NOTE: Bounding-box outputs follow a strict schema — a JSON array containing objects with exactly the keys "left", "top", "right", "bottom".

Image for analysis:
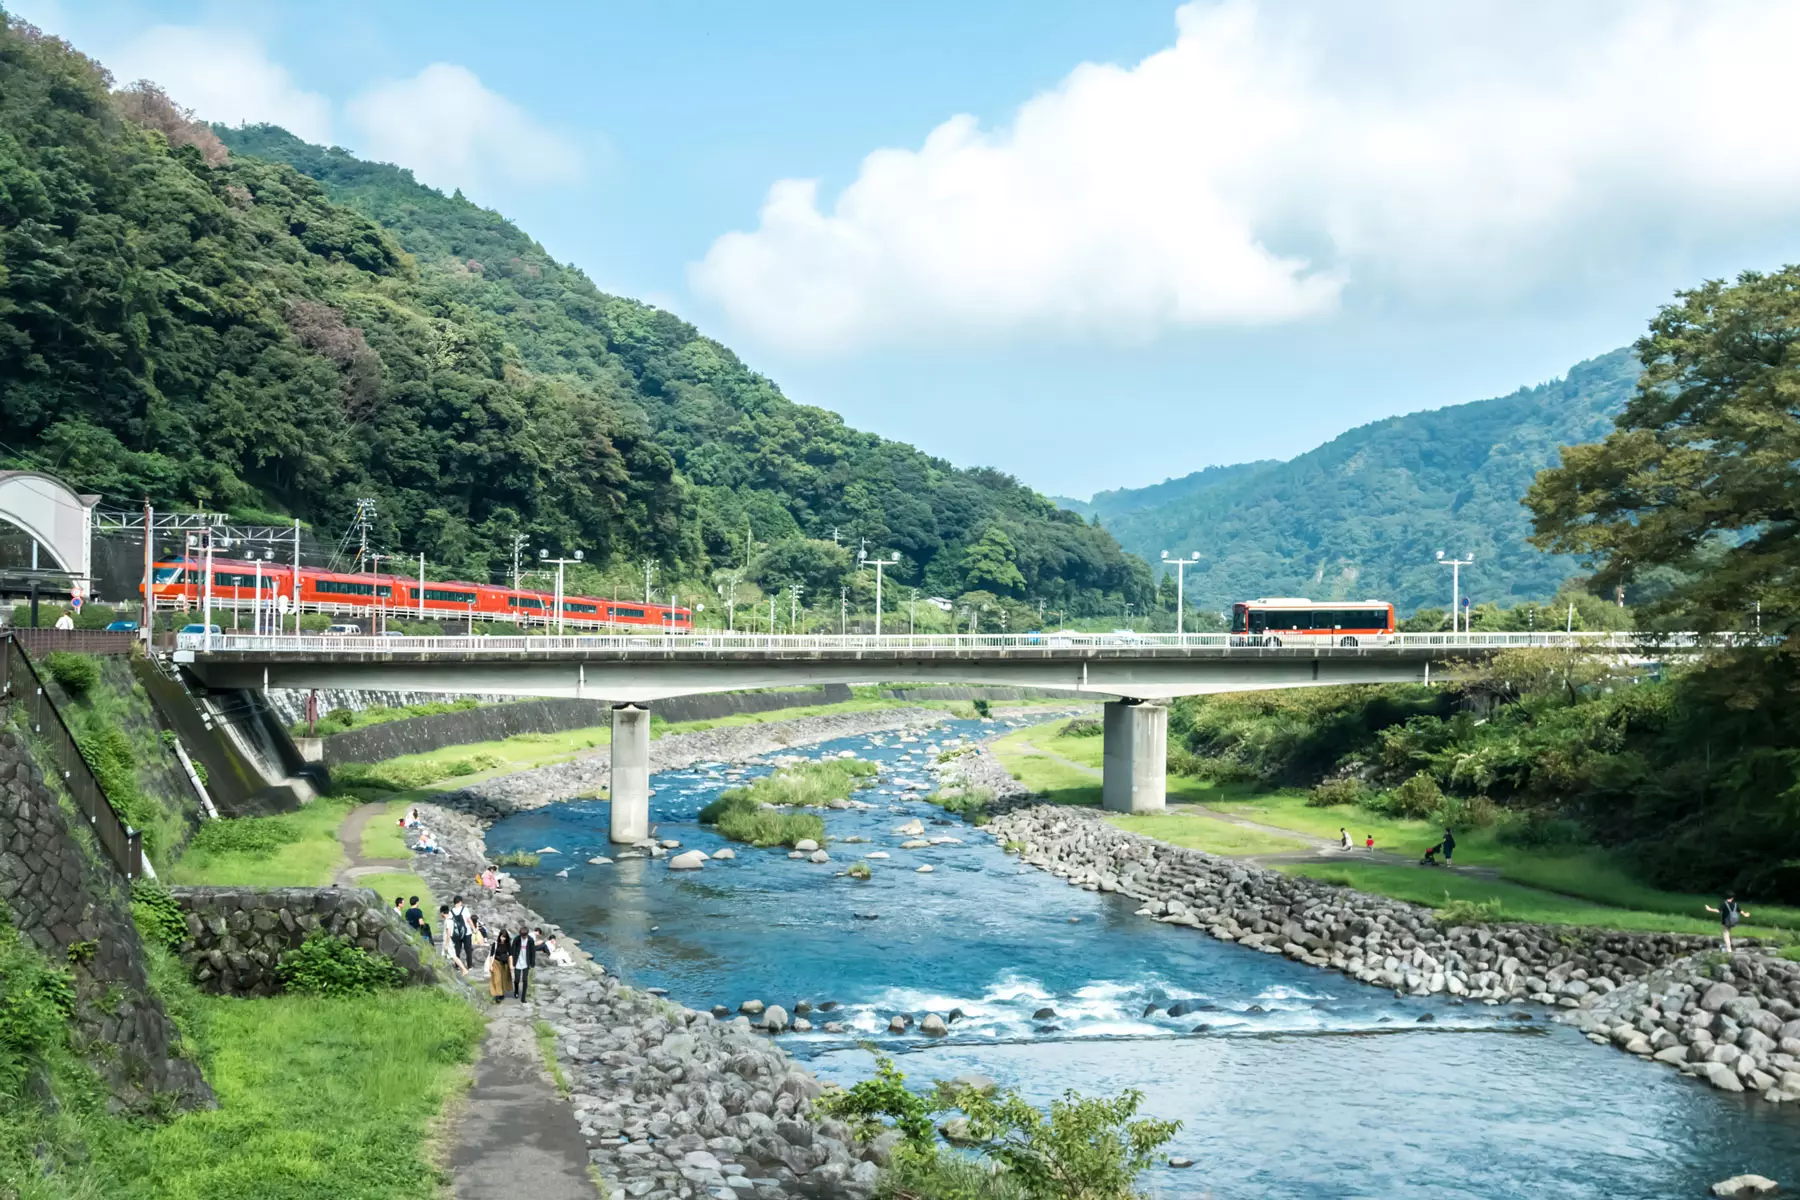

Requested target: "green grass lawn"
[
  {"left": 107, "top": 989, "right": 484, "bottom": 1199},
  {"left": 1108, "top": 812, "right": 1309, "bottom": 857},
  {"left": 361, "top": 800, "right": 414, "bottom": 859},
  {"left": 354, "top": 872, "right": 437, "bottom": 920},
  {"left": 165, "top": 797, "right": 356, "bottom": 887}
]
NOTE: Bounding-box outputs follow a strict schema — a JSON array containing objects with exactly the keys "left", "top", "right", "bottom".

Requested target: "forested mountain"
[
  {"left": 1059, "top": 351, "right": 1638, "bottom": 614},
  {"left": 0, "top": 17, "right": 1148, "bottom": 616}
]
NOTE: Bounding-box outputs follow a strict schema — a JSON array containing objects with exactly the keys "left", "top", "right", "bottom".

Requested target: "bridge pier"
[
  {"left": 1102, "top": 699, "right": 1167, "bottom": 814},
  {"left": 609, "top": 703, "right": 651, "bottom": 844}
]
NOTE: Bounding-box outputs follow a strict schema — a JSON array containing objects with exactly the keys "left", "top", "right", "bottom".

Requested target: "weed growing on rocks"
[{"left": 277, "top": 932, "right": 408, "bottom": 998}]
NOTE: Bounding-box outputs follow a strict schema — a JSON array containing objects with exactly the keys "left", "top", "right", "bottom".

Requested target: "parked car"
[
  {"left": 178, "top": 623, "right": 223, "bottom": 636},
  {"left": 323, "top": 623, "right": 364, "bottom": 636},
  {"left": 103, "top": 620, "right": 139, "bottom": 632}
]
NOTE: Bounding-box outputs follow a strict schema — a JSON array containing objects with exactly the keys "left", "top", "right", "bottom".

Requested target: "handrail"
[
  {"left": 1, "top": 634, "right": 144, "bottom": 880},
  {"left": 173, "top": 630, "right": 1712, "bottom": 656}
]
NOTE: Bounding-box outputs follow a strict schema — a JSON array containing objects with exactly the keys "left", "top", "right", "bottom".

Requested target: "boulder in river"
[
  {"left": 901, "top": 840, "right": 930, "bottom": 850},
  {"left": 916, "top": 865, "right": 935, "bottom": 873},
  {"left": 920, "top": 1014, "right": 948, "bottom": 1037},
  {"left": 894, "top": 819, "right": 926, "bottom": 836},
  {"left": 711, "top": 848, "right": 736, "bottom": 860},
  {"left": 585, "top": 856, "right": 612, "bottom": 865},
  {"left": 818, "top": 1000, "right": 839, "bottom": 1011},
  {"left": 711, "top": 1005, "right": 730, "bottom": 1019},
  {"left": 763, "top": 1005, "right": 790, "bottom": 1033},
  {"left": 949, "top": 1072, "right": 997, "bottom": 1095},
  {"left": 668, "top": 850, "right": 708, "bottom": 870},
  {"left": 795, "top": 838, "right": 821, "bottom": 852},
  {"left": 1712, "top": 1176, "right": 1779, "bottom": 1198},
  {"left": 536, "top": 846, "right": 560, "bottom": 854},
  {"left": 659, "top": 839, "right": 681, "bottom": 849},
  {"left": 809, "top": 849, "right": 831, "bottom": 864},
  {"left": 1033, "top": 1007, "right": 1057, "bottom": 1020},
  {"left": 888, "top": 1015, "right": 910, "bottom": 1033},
  {"left": 740, "top": 999, "right": 766, "bottom": 1015},
  {"left": 1168, "top": 1157, "right": 1195, "bottom": 1169},
  {"left": 866, "top": 851, "right": 890, "bottom": 859}
]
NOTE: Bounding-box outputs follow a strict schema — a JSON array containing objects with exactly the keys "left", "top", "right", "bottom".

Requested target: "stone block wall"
[
  {"left": 170, "top": 885, "right": 442, "bottom": 995},
  {"left": 0, "top": 727, "right": 211, "bottom": 1110}
]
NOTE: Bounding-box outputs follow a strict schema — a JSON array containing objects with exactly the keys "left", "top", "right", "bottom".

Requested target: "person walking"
[
  {"left": 492, "top": 929, "right": 514, "bottom": 1000},
  {"left": 437, "top": 906, "right": 463, "bottom": 970},
  {"left": 512, "top": 926, "right": 538, "bottom": 1002},
  {"left": 1364, "top": 833, "right": 1375, "bottom": 853},
  {"left": 1339, "top": 828, "right": 1351, "bottom": 850},
  {"left": 448, "top": 895, "right": 473, "bottom": 970},
  {"left": 1441, "top": 827, "right": 1457, "bottom": 866},
  {"left": 403, "top": 895, "right": 432, "bottom": 947},
  {"left": 486, "top": 934, "right": 508, "bottom": 1004},
  {"left": 1706, "top": 894, "right": 1749, "bottom": 952}
]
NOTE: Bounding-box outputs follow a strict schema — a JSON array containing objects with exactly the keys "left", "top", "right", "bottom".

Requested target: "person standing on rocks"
[
  {"left": 448, "top": 895, "right": 474, "bottom": 969},
  {"left": 1706, "top": 893, "right": 1749, "bottom": 951},
  {"left": 512, "top": 927, "right": 539, "bottom": 1002}
]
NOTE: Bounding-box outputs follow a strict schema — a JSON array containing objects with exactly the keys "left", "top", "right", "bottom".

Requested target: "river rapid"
[{"left": 488, "top": 717, "right": 1800, "bottom": 1198}]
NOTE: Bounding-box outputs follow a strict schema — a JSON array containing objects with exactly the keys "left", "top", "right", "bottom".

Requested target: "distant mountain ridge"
[{"left": 1060, "top": 349, "right": 1639, "bottom": 614}]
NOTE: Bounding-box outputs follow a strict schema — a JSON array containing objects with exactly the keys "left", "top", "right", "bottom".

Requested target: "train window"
[
  {"left": 411, "top": 586, "right": 478, "bottom": 604},
  {"left": 210, "top": 572, "right": 266, "bottom": 588},
  {"left": 315, "top": 579, "right": 391, "bottom": 597},
  {"left": 152, "top": 566, "right": 186, "bottom": 584},
  {"left": 509, "top": 596, "right": 543, "bottom": 609},
  {"left": 564, "top": 602, "right": 597, "bottom": 613},
  {"left": 612, "top": 607, "right": 646, "bottom": 620}
]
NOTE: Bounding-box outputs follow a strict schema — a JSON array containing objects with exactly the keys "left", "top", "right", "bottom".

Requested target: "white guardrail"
[{"left": 173, "top": 630, "right": 1699, "bottom": 655}]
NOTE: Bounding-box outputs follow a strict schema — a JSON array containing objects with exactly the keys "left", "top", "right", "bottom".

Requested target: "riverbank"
[{"left": 975, "top": 798, "right": 1800, "bottom": 1101}]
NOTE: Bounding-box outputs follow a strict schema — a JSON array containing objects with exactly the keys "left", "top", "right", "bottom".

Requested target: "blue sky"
[{"left": 16, "top": 0, "right": 1800, "bottom": 498}]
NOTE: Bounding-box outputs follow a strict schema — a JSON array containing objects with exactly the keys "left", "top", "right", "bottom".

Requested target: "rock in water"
[
  {"left": 900, "top": 839, "right": 931, "bottom": 850},
  {"left": 1712, "top": 1177, "right": 1779, "bottom": 1198},
  {"left": 792, "top": 1017, "right": 812, "bottom": 1032},
  {"left": 949, "top": 1072, "right": 997, "bottom": 1095},
  {"left": 941, "top": 1117, "right": 975, "bottom": 1144},
  {"left": 711, "top": 1005, "right": 730, "bottom": 1019},
  {"left": 710, "top": 848, "right": 736, "bottom": 860},
  {"left": 668, "top": 850, "right": 708, "bottom": 870},
  {"left": 866, "top": 851, "right": 890, "bottom": 859},
  {"left": 794, "top": 1000, "right": 813, "bottom": 1015},
  {"left": 1168, "top": 1157, "right": 1195, "bottom": 1169},
  {"left": 763, "top": 1005, "right": 789, "bottom": 1033},
  {"left": 740, "top": 999, "right": 765, "bottom": 1016},
  {"left": 916, "top": 865, "right": 935, "bottom": 873},
  {"left": 895, "top": 819, "right": 926, "bottom": 836},
  {"left": 888, "top": 1015, "right": 910, "bottom": 1033},
  {"left": 536, "top": 846, "right": 561, "bottom": 854},
  {"left": 659, "top": 838, "right": 681, "bottom": 848},
  {"left": 1033, "top": 1007, "right": 1057, "bottom": 1020},
  {"left": 795, "top": 838, "right": 821, "bottom": 852},
  {"left": 920, "top": 1014, "right": 948, "bottom": 1037},
  {"left": 586, "top": 856, "right": 612, "bottom": 865},
  {"left": 555, "top": 868, "right": 569, "bottom": 878},
  {"left": 809, "top": 849, "right": 831, "bottom": 864}
]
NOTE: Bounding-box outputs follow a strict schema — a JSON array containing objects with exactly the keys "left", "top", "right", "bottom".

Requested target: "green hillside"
[
  {"left": 1063, "top": 350, "right": 1638, "bottom": 614},
  {"left": 0, "top": 16, "right": 1148, "bottom": 617}
]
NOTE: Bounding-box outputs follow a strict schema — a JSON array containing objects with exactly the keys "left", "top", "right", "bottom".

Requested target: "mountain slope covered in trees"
[
  {"left": 0, "top": 18, "right": 1148, "bottom": 616},
  {"left": 1060, "top": 351, "right": 1638, "bottom": 614}
]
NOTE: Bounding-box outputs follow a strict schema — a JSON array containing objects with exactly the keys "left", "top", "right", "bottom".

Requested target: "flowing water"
[{"left": 489, "top": 718, "right": 1800, "bottom": 1197}]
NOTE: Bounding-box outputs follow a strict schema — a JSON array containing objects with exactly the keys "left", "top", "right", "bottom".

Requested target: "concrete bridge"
[{"left": 172, "top": 630, "right": 1655, "bottom": 845}]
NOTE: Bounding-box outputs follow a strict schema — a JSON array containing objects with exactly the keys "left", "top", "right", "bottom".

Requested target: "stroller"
[{"left": 1420, "top": 843, "right": 1444, "bottom": 867}]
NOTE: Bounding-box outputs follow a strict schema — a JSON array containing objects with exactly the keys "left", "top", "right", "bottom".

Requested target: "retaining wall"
[
  {"left": 169, "top": 885, "right": 441, "bottom": 996},
  {"left": 0, "top": 729, "right": 211, "bottom": 1109},
  {"left": 319, "top": 685, "right": 853, "bottom": 766},
  {"left": 878, "top": 686, "right": 1089, "bottom": 702}
]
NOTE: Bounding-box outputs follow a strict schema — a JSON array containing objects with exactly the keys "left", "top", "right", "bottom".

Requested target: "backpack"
[{"left": 452, "top": 908, "right": 468, "bottom": 938}]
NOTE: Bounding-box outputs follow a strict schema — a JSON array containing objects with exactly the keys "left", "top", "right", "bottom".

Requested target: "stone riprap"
[
  {"left": 983, "top": 804, "right": 1800, "bottom": 1098},
  {"left": 431, "top": 707, "right": 948, "bottom": 821},
  {"left": 169, "top": 885, "right": 442, "bottom": 995},
  {"left": 0, "top": 728, "right": 211, "bottom": 1110},
  {"left": 409, "top": 803, "right": 885, "bottom": 1200}
]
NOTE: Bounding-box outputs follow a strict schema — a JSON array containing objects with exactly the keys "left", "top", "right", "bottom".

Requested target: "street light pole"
[
  {"left": 540, "top": 549, "right": 584, "bottom": 635},
  {"left": 859, "top": 550, "right": 897, "bottom": 636},
  {"left": 1161, "top": 550, "right": 1201, "bottom": 637},
  {"left": 1435, "top": 551, "right": 1473, "bottom": 633}
]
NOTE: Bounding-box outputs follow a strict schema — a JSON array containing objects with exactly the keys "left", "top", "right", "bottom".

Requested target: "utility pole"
[
  {"left": 1161, "top": 550, "right": 1200, "bottom": 636},
  {"left": 291, "top": 519, "right": 301, "bottom": 635},
  {"left": 789, "top": 582, "right": 803, "bottom": 633},
  {"left": 642, "top": 558, "right": 657, "bottom": 603},
  {"left": 140, "top": 499, "right": 153, "bottom": 642},
  {"left": 511, "top": 532, "right": 528, "bottom": 593},
  {"left": 417, "top": 552, "right": 426, "bottom": 620},
  {"left": 769, "top": 595, "right": 775, "bottom": 633},
  {"left": 859, "top": 548, "right": 897, "bottom": 636},
  {"left": 541, "top": 549, "right": 584, "bottom": 635},
  {"left": 910, "top": 587, "right": 918, "bottom": 635},
  {"left": 840, "top": 587, "right": 847, "bottom": 635},
  {"left": 353, "top": 498, "right": 377, "bottom": 572},
  {"left": 1435, "top": 551, "right": 1473, "bottom": 634},
  {"left": 368, "top": 552, "right": 393, "bottom": 633}
]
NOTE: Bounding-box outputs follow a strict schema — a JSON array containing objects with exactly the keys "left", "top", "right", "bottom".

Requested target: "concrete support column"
[
  {"left": 609, "top": 703, "right": 651, "bottom": 844},
  {"left": 1102, "top": 699, "right": 1167, "bottom": 814}
]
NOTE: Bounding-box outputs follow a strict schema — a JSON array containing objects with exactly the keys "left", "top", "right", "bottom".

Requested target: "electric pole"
[
  {"left": 859, "top": 548, "right": 897, "bottom": 636},
  {"left": 510, "top": 532, "right": 527, "bottom": 593},
  {"left": 1161, "top": 550, "right": 1201, "bottom": 636},
  {"left": 789, "top": 582, "right": 803, "bottom": 633},
  {"left": 1436, "top": 551, "right": 1474, "bottom": 634},
  {"left": 541, "top": 549, "right": 584, "bottom": 635}
]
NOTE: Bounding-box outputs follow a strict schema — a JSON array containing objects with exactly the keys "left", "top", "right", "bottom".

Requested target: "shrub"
[
  {"left": 43, "top": 651, "right": 100, "bottom": 696},
  {"left": 713, "top": 760, "right": 879, "bottom": 810},
  {"left": 187, "top": 814, "right": 301, "bottom": 858},
  {"left": 1059, "top": 718, "right": 1102, "bottom": 738},
  {"left": 972, "top": 698, "right": 992, "bottom": 718},
  {"left": 494, "top": 850, "right": 540, "bottom": 868},
  {"left": 1437, "top": 793, "right": 1499, "bottom": 829},
  {"left": 1497, "top": 813, "right": 1589, "bottom": 849},
  {"left": 1436, "top": 895, "right": 1504, "bottom": 925},
  {"left": 930, "top": 786, "right": 994, "bottom": 824},
  {"left": 846, "top": 861, "right": 872, "bottom": 880},
  {"left": 1306, "top": 777, "right": 1369, "bottom": 808},
  {"left": 1188, "top": 754, "right": 1260, "bottom": 785},
  {"left": 1375, "top": 772, "right": 1444, "bottom": 820},
  {"left": 277, "top": 932, "right": 407, "bottom": 997},
  {"left": 130, "top": 878, "right": 188, "bottom": 952},
  {"left": 0, "top": 910, "right": 77, "bottom": 1093}
]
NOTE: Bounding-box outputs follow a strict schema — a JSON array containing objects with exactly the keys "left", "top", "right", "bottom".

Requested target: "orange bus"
[{"left": 1229, "top": 598, "right": 1395, "bottom": 646}]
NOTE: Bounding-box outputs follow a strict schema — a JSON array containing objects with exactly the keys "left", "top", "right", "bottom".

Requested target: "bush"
[
  {"left": 43, "top": 651, "right": 100, "bottom": 696},
  {"left": 1437, "top": 792, "right": 1499, "bottom": 829},
  {"left": 277, "top": 932, "right": 408, "bottom": 997},
  {"left": 1436, "top": 895, "right": 1504, "bottom": 925},
  {"left": 130, "top": 878, "right": 188, "bottom": 952},
  {"left": 1306, "top": 777, "right": 1369, "bottom": 808},
  {"left": 1187, "top": 754, "right": 1260, "bottom": 785},
  {"left": 846, "top": 861, "right": 872, "bottom": 880},
  {"left": 929, "top": 786, "right": 994, "bottom": 825},
  {"left": 972, "top": 698, "right": 992, "bottom": 718},
  {"left": 494, "top": 850, "right": 540, "bottom": 868},
  {"left": 1059, "top": 718, "right": 1102, "bottom": 738},
  {"left": 1497, "top": 813, "right": 1589, "bottom": 849},
  {"left": 0, "top": 908, "right": 77, "bottom": 1093},
  {"left": 187, "top": 814, "right": 301, "bottom": 858},
  {"left": 1373, "top": 772, "right": 1444, "bottom": 820},
  {"left": 712, "top": 760, "right": 879, "bottom": 810}
]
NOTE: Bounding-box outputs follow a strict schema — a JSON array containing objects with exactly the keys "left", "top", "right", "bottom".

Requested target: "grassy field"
[
  {"left": 355, "top": 872, "right": 437, "bottom": 919},
  {"left": 1002, "top": 716, "right": 1800, "bottom": 942},
  {"left": 165, "top": 796, "right": 356, "bottom": 887},
  {"left": 361, "top": 800, "right": 414, "bottom": 859},
  {"left": 107, "top": 989, "right": 483, "bottom": 1200}
]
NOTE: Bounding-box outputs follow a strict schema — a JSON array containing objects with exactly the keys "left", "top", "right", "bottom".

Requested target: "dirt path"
[
  {"left": 1013, "top": 737, "right": 1500, "bottom": 877},
  {"left": 334, "top": 800, "right": 413, "bottom": 886}
]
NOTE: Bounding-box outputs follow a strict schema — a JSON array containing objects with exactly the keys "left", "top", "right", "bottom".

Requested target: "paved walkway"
[
  {"left": 1012, "top": 737, "right": 1500, "bottom": 876},
  {"left": 334, "top": 800, "right": 413, "bottom": 886},
  {"left": 450, "top": 1004, "right": 594, "bottom": 1200}
]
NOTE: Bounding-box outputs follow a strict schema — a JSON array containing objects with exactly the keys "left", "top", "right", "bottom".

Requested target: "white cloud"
[
  {"left": 346, "top": 63, "right": 580, "bottom": 196},
  {"left": 108, "top": 25, "right": 332, "bottom": 144},
  {"left": 692, "top": 0, "right": 1800, "bottom": 353}
]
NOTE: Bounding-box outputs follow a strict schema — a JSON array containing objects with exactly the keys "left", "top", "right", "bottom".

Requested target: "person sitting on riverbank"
[
  {"left": 542, "top": 935, "right": 574, "bottom": 967},
  {"left": 478, "top": 865, "right": 498, "bottom": 890},
  {"left": 414, "top": 828, "right": 441, "bottom": 854}
]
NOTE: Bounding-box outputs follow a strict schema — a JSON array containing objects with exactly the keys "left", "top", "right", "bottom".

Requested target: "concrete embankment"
[
  {"left": 973, "top": 788, "right": 1800, "bottom": 1103},
  {"left": 410, "top": 707, "right": 957, "bottom": 1199}
]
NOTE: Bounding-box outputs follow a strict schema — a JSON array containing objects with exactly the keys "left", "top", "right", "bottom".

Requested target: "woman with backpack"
[{"left": 1705, "top": 893, "right": 1749, "bottom": 952}]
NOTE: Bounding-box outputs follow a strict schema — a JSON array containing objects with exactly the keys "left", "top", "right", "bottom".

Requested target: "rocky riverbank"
[
  {"left": 982, "top": 803, "right": 1800, "bottom": 1101},
  {"left": 432, "top": 707, "right": 949, "bottom": 821}
]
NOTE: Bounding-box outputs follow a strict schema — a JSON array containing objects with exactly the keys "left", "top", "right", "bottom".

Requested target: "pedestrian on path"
[
  {"left": 449, "top": 895, "right": 473, "bottom": 968},
  {"left": 1339, "top": 828, "right": 1351, "bottom": 850},
  {"left": 437, "top": 906, "right": 465, "bottom": 970},
  {"left": 486, "top": 937, "right": 508, "bottom": 1003},
  {"left": 1441, "top": 827, "right": 1457, "bottom": 865},
  {"left": 512, "top": 927, "right": 539, "bottom": 1002},
  {"left": 1706, "top": 894, "right": 1749, "bottom": 952},
  {"left": 492, "top": 929, "right": 514, "bottom": 999},
  {"left": 1365, "top": 833, "right": 1375, "bottom": 853}
]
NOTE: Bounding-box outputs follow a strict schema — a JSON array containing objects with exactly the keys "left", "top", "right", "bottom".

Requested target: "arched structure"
[{"left": 0, "top": 471, "right": 98, "bottom": 591}]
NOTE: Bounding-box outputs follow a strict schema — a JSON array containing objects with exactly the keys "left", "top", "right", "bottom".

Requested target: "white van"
[{"left": 324, "top": 623, "right": 363, "bottom": 636}]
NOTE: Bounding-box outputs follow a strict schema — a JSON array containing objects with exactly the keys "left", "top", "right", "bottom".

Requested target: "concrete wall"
[
  {"left": 0, "top": 729, "right": 211, "bottom": 1110},
  {"left": 318, "top": 685, "right": 853, "bottom": 766},
  {"left": 879, "top": 686, "right": 1090, "bottom": 702},
  {"left": 169, "top": 885, "right": 442, "bottom": 996}
]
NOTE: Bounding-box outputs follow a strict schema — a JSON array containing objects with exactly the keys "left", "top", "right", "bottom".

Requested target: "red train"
[{"left": 145, "top": 558, "right": 692, "bottom": 631}]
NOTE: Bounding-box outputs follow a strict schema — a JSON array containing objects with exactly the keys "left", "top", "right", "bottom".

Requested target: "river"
[{"left": 487, "top": 717, "right": 1800, "bottom": 1198}]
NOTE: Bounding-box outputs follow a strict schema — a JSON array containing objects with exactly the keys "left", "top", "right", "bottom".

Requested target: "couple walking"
[{"left": 486, "top": 924, "right": 545, "bottom": 1004}]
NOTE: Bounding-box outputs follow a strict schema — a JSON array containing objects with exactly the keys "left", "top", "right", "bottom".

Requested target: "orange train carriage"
[{"left": 145, "top": 558, "right": 692, "bottom": 630}]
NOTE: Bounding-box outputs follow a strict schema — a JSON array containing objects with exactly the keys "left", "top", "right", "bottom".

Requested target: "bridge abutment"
[
  {"left": 1102, "top": 699, "right": 1167, "bottom": 814},
  {"left": 609, "top": 703, "right": 651, "bottom": 843}
]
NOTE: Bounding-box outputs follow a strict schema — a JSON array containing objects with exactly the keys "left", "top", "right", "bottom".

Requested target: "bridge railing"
[{"left": 175, "top": 630, "right": 1676, "bottom": 655}]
